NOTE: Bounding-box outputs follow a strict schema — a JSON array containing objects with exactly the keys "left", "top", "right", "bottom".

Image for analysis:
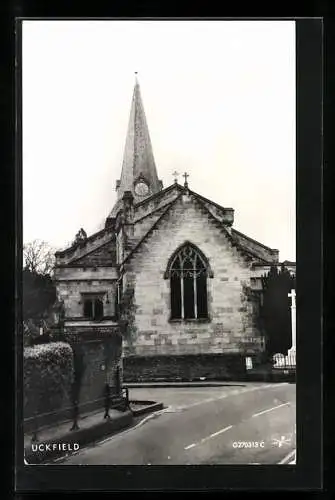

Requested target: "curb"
[
  {"left": 24, "top": 410, "right": 133, "bottom": 464},
  {"left": 126, "top": 382, "right": 246, "bottom": 388},
  {"left": 131, "top": 401, "right": 164, "bottom": 416},
  {"left": 125, "top": 377, "right": 295, "bottom": 387}
]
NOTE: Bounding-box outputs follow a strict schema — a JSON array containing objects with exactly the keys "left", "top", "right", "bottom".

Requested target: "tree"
[
  {"left": 260, "top": 264, "right": 296, "bottom": 356},
  {"left": 23, "top": 240, "right": 55, "bottom": 276},
  {"left": 23, "top": 269, "right": 57, "bottom": 323},
  {"left": 23, "top": 240, "right": 57, "bottom": 343}
]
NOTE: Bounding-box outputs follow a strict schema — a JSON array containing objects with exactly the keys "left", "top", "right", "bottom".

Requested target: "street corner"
[
  {"left": 24, "top": 409, "right": 134, "bottom": 464},
  {"left": 130, "top": 400, "right": 164, "bottom": 417}
]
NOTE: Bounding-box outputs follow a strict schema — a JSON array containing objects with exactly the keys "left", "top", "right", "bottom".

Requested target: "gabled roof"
[
  {"left": 231, "top": 228, "right": 278, "bottom": 254},
  {"left": 55, "top": 228, "right": 106, "bottom": 257},
  {"left": 134, "top": 182, "right": 183, "bottom": 210},
  {"left": 191, "top": 195, "right": 272, "bottom": 263},
  {"left": 121, "top": 188, "right": 273, "bottom": 268},
  {"left": 110, "top": 181, "right": 182, "bottom": 220},
  {"left": 57, "top": 183, "right": 278, "bottom": 268},
  {"left": 69, "top": 237, "right": 116, "bottom": 265}
]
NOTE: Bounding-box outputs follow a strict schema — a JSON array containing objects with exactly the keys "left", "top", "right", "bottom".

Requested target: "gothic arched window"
[{"left": 166, "top": 243, "right": 212, "bottom": 320}]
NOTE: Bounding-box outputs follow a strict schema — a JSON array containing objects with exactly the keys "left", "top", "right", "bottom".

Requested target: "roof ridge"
[
  {"left": 231, "top": 228, "right": 278, "bottom": 253},
  {"left": 122, "top": 189, "right": 268, "bottom": 268},
  {"left": 134, "top": 183, "right": 183, "bottom": 208},
  {"left": 67, "top": 235, "right": 115, "bottom": 264},
  {"left": 134, "top": 199, "right": 179, "bottom": 223},
  {"left": 55, "top": 228, "right": 107, "bottom": 257},
  {"left": 188, "top": 188, "right": 233, "bottom": 213}
]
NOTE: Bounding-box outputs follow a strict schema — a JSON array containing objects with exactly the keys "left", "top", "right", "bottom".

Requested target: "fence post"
[
  {"left": 69, "top": 342, "right": 85, "bottom": 431},
  {"left": 104, "top": 383, "right": 111, "bottom": 419},
  {"left": 70, "top": 397, "right": 80, "bottom": 431},
  {"left": 70, "top": 376, "right": 81, "bottom": 431},
  {"left": 125, "top": 387, "right": 130, "bottom": 410},
  {"left": 31, "top": 411, "right": 38, "bottom": 443}
]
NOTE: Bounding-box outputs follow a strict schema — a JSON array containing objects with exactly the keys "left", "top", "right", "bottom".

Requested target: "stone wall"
[
  {"left": 77, "top": 340, "right": 122, "bottom": 409},
  {"left": 122, "top": 194, "right": 263, "bottom": 357},
  {"left": 56, "top": 278, "right": 117, "bottom": 318},
  {"left": 123, "top": 353, "right": 247, "bottom": 382},
  {"left": 65, "top": 326, "right": 123, "bottom": 409}
]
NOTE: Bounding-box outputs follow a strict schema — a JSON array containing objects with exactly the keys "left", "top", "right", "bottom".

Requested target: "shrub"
[{"left": 24, "top": 342, "right": 74, "bottom": 419}]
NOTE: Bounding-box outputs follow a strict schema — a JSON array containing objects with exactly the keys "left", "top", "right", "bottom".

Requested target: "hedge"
[{"left": 24, "top": 342, "right": 74, "bottom": 420}]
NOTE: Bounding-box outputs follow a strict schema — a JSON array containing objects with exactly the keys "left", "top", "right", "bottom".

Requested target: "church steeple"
[{"left": 115, "top": 75, "right": 162, "bottom": 204}]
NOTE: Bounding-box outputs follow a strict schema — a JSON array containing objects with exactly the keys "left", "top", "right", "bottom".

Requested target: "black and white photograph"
[{"left": 21, "top": 19, "right": 298, "bottom": 467}]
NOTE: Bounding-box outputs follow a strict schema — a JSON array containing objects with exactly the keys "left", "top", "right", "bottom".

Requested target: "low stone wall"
[
  {"left": 65, "top": 329, "right": 123, "bottom": 409},
  {"left": 123, "top": 353, "right": 247, "bottom": 382}
]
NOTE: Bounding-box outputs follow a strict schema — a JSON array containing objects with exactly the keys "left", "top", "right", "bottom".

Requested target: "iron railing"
[
  {"left": 273, "top": 352, "right": 296, "bottom": 369},
  {"left": 25, "top": 385, "right": 130, "bottom": 443}
]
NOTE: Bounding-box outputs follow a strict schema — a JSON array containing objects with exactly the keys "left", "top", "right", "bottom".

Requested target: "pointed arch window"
[{"left": 165, "top": 243, "right": 213, "bottom": 320}]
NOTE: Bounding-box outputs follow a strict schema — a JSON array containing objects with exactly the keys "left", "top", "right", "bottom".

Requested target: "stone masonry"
[{"left": 121, "top": 193, "right": 261, "bottom": 358}]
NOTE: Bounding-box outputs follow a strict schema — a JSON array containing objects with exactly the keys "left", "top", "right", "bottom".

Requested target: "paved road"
[{"left": 57, "top": 382, "right": 296, "bottom": 465}]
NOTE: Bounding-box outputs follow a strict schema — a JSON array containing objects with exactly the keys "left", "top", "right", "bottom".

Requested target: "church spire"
[{"left": 115, "top": 75, "right": 162, "bottom": 203}]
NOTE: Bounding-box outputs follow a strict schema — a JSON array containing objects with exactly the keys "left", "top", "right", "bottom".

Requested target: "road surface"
[{"left": 55, "top": 382, "right": 296, "bottom": 465}]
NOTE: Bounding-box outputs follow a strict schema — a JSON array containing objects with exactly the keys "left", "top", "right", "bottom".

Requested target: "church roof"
[
  {"left": 57, "top": 81, "right": 280, "bottom": 267},
  {"left": 111, "top": 77, "right": 162, "bottom": 216},
  {"left": 55, "top": 228, "right": 106, "bottom": 257},
  {"left": 121, "top": 185, "right": 278, "bottom": 268},
  {"left": 56, "top": 181, "right": 278, "bottom": 267}
]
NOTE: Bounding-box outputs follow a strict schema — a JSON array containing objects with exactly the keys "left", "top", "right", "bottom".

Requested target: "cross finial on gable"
[
  {"left": 183, "top": 172, "right": 189, "bottom": 187},
  {"left": 172, "top": 171, "right": 179, "bottom": 183}
]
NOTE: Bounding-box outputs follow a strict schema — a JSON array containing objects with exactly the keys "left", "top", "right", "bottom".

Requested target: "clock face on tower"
[{"left": 134, "top": 181, "right": 149, "bottom": 196}]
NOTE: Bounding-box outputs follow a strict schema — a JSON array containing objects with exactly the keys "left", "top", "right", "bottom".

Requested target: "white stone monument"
[
  {"left": 273, "top": 288, "right": 296, "bottom": 369},
  {"left": 245, "top": 356, "right": 253, "bottom": 370}
]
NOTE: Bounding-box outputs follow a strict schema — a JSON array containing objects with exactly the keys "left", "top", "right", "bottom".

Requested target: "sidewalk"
[
  {"left": 24, "top": 407, "right": 133, "bottom": 464},
  {"left": 24, "top": 400, "right": 163, "bottom": 464}
]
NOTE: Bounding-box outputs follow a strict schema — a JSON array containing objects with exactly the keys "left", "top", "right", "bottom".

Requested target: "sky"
[{"left": 22, "top": 20, "right": 296, "bottom": 261}]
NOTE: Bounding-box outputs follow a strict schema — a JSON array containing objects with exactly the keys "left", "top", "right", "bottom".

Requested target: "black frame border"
[{"left": 13, "top": 17, "right": 323, "bottom": 491}]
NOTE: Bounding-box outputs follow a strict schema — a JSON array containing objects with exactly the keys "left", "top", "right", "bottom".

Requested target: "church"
[{"left": 54, "top": 78, "right": 295, "bottom": 382}]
